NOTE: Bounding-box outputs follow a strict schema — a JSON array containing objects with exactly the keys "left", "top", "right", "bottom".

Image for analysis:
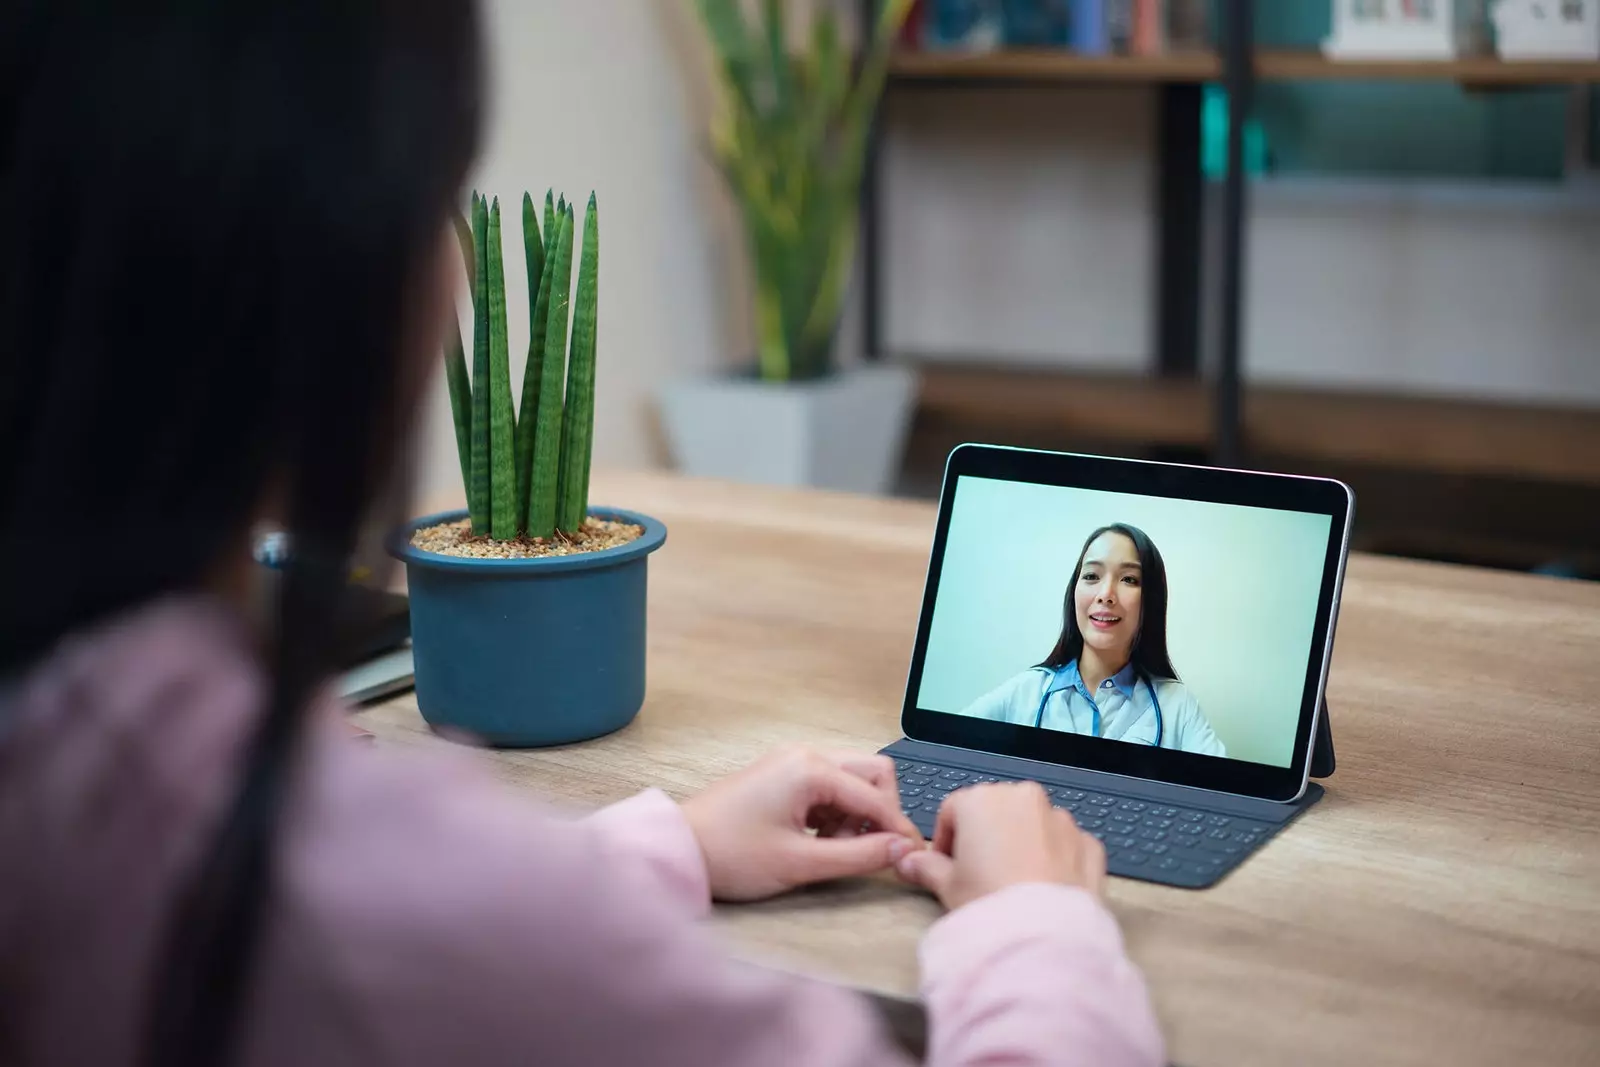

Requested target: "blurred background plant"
[{"left": 695, "top": 0, "right": 913, "bottom": 382}]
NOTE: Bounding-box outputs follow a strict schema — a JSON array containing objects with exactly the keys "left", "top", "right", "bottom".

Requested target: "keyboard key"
[
  {"left": 1208, "top": 816, "right": 1232, "bottom": 827},
  {"left": 1120, "top": 852, "right": 1148, "bottom": 866},
  {"left": 1059, "top": 789, "right": 1085, "bottom": 802},
  {"left": 1173, "top": 834, "right": 1202, "bottom": 850},
  {"left": 899, "top": 786, "right": 923, "bottom": 798},
  {"left": 1145, "top": 817, "right": 1174, "bottom": 829},
  {"left": 1118, "top": 800, "right": 1147, "bottom": 813},
  {"left": 921, "top": 800, "right": 943, "bottom": 813},
  {"left": 900, "top": 775, "right": 931, "bottom": 788},
  {"left": 1202, "top": 838, "right": 1242, "bottom": 855},
  {"left": 1108, "top": 835, "right": 1137, "bottom": 850},
  {"left": 1137, "top": 828, "right": 1167, "bottom": 841},
  {"left": 1150, "top": 807, "right": 1180, "bottom": 819},
  {"left": 941, "top": 770, "right": 969, "bottom": 781},
  {"left": 1088, "top": 828, "right": 1106, "bottom": 841},
  {"left": 1156, "top": 856, "right": 1182, "bottom": 871},
  {"left": 908, "top": 764, "right": 935, "bottom": 775},
  {"left": 1187, "top": 861, "right": 1222, "bottom": 876},
  {"left": 1077, "top": 817, "right": 1105, "bottom": 830},
  {"left": 1232, "top": 830, "right": 1262, "bottom": 843},
  {"left": 1089, "top": 795, "right": 1116, "bottom": 807},
  {"left": 1181, "top": 811, "right": 1205, "bottom": 823},
  {"left": 1208, "top": 828, "right": 1232, "bottom": 840},
  {"left": 1139, "top": 842, "right": 1169, "bottom": 855}
]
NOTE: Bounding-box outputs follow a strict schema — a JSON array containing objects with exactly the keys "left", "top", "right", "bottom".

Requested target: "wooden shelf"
[
  {"left": 1260, "top": 52, "right": 1600, "bottom": 84},
  {"left": 890, "top": 49, "right": 1220, "bottom": 83},
  {"left": 915, "top": 362, "right": 1600, "bottom": 486},
  {"left": 889, "top": 49, "right": 1600, "bottom": 85}
]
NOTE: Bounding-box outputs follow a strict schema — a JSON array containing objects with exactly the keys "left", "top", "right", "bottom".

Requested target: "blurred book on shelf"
[{"left": 904, "top": 0, "right": 1213, "bottom": 56}]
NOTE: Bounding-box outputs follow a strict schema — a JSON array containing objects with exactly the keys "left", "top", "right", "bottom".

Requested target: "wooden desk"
[{"left": 356, "top": 472, "right": 1600, "bottom": 1067}]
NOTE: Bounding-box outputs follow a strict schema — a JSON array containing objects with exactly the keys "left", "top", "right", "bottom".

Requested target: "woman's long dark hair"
[
  {"left": 1039, "top": 523, "right": 1180, "bottom": 682},
  {"left": 1, "top": 3, "right": 481, "bottom": 1065}
]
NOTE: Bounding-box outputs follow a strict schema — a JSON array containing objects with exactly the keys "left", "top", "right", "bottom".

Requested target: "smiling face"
[{"left": 1073, "top": 531, "right": 1145, "bottom": 661}]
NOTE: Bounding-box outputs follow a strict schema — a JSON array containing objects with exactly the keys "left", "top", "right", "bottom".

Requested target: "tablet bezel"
[{"left": 899, "top": 444, "right": 1353, "bottom": 803}]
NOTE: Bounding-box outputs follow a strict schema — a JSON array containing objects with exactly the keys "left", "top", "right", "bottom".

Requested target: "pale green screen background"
[{"left": 916, "top": 477, "right": 1333, "bottom": 767}]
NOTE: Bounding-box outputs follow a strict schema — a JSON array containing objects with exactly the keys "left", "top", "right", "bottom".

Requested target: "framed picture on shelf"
[
  {"left": 1492, "top": 0, "right": 1600, "bottom": 60},
  {"left": 1324, "top": 0, "right": 1459, "bottom": 59}
]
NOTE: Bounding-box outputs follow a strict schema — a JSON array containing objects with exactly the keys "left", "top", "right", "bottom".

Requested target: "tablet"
[{"left": 900, "top": 445, "right": 1353, "bottom": 802}]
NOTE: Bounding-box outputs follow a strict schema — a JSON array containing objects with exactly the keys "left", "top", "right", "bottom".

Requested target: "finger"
[
  {"left": 808, "top": 763, "right": 921, "bottom": 843},
  {"left": 895, "top": 847, "right": 955, "bottom": 901},
  {"left": 819, "top": 751, "right": 920, "bottom": 843},
  {"left": 819, "top": 750, "right": 897, "bottom": 788},
  {"left": 931, "top": 794, "right": 959, "bottom": 856},
  {"left": 789, "top": 831, "right": 915, "bottom": 884}
]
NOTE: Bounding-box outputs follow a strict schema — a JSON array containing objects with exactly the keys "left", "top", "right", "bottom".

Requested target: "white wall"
[{"left": 415, "top": 0, "right": 744, "bottom": 505}]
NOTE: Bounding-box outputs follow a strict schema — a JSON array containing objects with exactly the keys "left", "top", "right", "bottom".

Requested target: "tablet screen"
[
  {"left": 901, "top": 449, "right": 1351, "bottom": 799},
  {"left": 917, "top": 475, "right": 1332, "bottom": 768}
]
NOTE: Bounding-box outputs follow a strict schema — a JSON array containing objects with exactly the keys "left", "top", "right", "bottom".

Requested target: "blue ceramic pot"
[{"left": 389, "top": 507, "right": 667, "bottom": 747}]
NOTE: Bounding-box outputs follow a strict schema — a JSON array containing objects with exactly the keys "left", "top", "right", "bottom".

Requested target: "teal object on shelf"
[{"left": 1202, "top": 85, "right": 1270, "bottom": 181}]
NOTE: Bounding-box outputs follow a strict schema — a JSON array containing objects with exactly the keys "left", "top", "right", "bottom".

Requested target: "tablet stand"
[{"left": 1310, "top": 698, "right": 1335, "bottom": 779}]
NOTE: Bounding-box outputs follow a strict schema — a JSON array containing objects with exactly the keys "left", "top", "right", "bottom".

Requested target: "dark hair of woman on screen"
[
  {"left": 0, "top": 4, "right": 1166, "bottom": 1067},
  {"left": 960, "top": 524, "right": 1227, "bottom": 756}
]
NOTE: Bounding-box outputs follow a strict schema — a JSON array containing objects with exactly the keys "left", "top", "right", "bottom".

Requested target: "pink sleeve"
[
  {"left": 922, "top": 884, "right": 1167, "bottom": 1067},
  {"left": 580, "top": 792, "right": 1163, "bottom": 1067},
  {"left": 583, "top": 789, "right": 711, "bottom": 919},
  {"left": 272, "top": 745, "right": 1162, "bottom": 1067}
]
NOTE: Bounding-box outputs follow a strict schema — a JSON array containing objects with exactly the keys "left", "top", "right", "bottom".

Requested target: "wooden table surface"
[{"left": 357, "top": 471, "right": 1600, "bottom": 1067}]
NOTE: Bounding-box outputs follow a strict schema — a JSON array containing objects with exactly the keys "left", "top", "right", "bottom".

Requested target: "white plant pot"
[{"left": 659, "top": 364, "right": 917, "bottom": 494}]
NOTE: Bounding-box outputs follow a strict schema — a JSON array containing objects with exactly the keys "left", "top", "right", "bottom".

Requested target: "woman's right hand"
[{"left": 894, "top": 782, "right": 1106, "bottom": 911}]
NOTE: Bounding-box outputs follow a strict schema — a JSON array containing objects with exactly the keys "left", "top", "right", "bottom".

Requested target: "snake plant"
[
  {"left": 696, "top": 0, "right": 910, "bottom": 381},
  {"left": 445, "top": 189, "right": 599, "bottom": 540}
]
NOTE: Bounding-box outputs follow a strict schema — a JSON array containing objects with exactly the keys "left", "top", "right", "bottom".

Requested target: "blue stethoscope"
[{"left": 1032, "top": 668, "right": 1165, "bottom": 748}]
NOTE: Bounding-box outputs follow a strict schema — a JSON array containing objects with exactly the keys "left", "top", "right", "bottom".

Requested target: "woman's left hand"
[{"left": 680, "top": 746, "right": 926, "bottom": 902}]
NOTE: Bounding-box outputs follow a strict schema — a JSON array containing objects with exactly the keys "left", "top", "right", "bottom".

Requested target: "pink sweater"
[{"left": 0, "top": 599, "right": 1164, "bottom": 1066}]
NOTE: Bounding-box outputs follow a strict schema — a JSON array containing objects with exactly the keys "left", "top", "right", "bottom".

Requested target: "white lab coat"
[{"left": 960, "top": 660, "right": 1226, "bottom": 757}]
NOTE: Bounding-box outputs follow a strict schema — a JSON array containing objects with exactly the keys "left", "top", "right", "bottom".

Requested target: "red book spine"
[{"left": 1132, "top": 0, "right": 1165, "bottom": 56}]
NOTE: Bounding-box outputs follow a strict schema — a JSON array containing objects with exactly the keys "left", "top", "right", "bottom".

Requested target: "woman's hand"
[
  {"left": 894, "top": 781, "right": 1106, "bottom": 911},
  {"left": 680, "top": 746, "right": 925, "bottom": 902}
]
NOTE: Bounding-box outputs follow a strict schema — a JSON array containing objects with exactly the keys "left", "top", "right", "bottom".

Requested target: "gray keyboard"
[{"left": 893, "top": 758, "right": 1277, "bottom": 889}]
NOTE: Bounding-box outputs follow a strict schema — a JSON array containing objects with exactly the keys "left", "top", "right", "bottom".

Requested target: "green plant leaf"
[
  {"left": 527, "top": 207, "right": 575, "bottom": 539},
  {"left": 468, "top": 195, "right": 491, "bottom": 533},
  {"left": 762, "top": 0, "right": 792, "bottom": 118},
  {"left": 557, "top": 195, "right": 599, "bottom": 533},
  {"left": 514, "top": 192, "right": 549, "bottom": 523},
  {"left": 454, "top": 208, "right": 476, "bottom": 299},
  {"left": 695, "top": 0, "right": 759, "bottom": 116},
  {"left": 444, "top": 310, "right": 472, "bottom": 497},
  {"left": 486, "top": 198, "right": 518, "bottom": 540}
]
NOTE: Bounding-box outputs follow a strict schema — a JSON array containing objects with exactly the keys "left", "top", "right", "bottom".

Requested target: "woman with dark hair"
[
  {"left": 963, "top": 525, "right": 1225, "bottom": 756},
  {"left": 0, "top": 4, "right": 1161, "bottom": 1066}
]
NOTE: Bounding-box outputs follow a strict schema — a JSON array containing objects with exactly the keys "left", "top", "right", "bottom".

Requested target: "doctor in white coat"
[{"left": 962, "top": 523, "right": 1226, "bottom": 757}]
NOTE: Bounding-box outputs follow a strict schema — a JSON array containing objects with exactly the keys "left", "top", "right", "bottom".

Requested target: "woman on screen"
[{"left": 962, "top": 524, "right": 1227, "bottom": 757}]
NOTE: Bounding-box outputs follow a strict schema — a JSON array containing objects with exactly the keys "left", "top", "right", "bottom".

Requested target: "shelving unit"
[{"left": 857, "top": 6, "right": 1600, "bottom": 476}]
